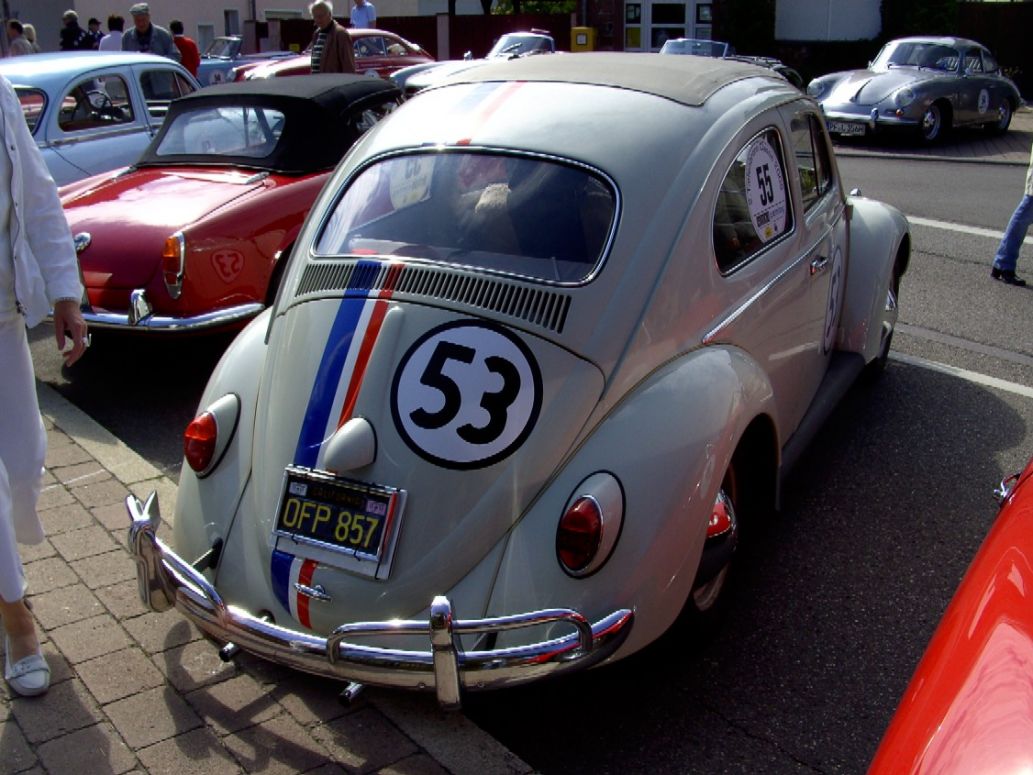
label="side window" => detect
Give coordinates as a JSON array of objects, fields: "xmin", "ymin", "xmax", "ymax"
[
  {"xmin": 713, "ymin": 128, "xmax": 793, "ymax": 273},
  {"xmin": 789, "ymin": 113, "xmax": 833, "ymax": 213},
  {"xmin": 355, "ymin": 36, "xmax": 387, "ymax": 58},
  {"xmin": 139, "ymin": 69, "xmax": 193, "ymax": 120},
  {"xmin": 983, "ymin": 52, "xmax": 1000, "ymax": 74},
  {"xmin": 57, "ymin": 75, "xmax": 134, "ymax": 132},
  {"xmin": 964, "ymin": 51, "xmax": 983, "ymax": 74},
  {"xmin": 16, "ymin": 89, "xmax": 46, "ymax": 134}
]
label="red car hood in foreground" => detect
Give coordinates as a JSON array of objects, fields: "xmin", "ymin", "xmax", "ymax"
[
  {"xmin": 869, "ymin": 457, "xmax": 1033, "ymax": 774},
  {"xmin": 62, "ymin": 167, "xmax": 267, "ymax": 288}
]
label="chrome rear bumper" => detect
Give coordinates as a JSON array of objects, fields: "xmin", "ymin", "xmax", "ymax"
[
  {"xmin": 127, "ymin": 492, "xmax": 634, "ymax": 709},
  {"xmin": 82, "ymin": 289, "xmax": 262, "ymax": 331}
]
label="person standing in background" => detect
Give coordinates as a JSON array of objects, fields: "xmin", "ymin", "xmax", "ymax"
[
  {"xmin": 99, "ymin": 15, "xmax": 125, "ymax": 51},
  {"xmin": 0, "ymin": 72, "xmax": 88, "ymax": 698},
  {"xmin": 86, "ymin": 17, "xmax": 103, "ymax": 49},
  {"xmin": 309, "ymin": 1, "xmax": 355, "ymax": 74},
  {"xmin": 21, "ymin": 24, "xmax": 40, "ymax": 53},
  {"xmin": 7, "ymin": 21, "xmax": 33, "ymax": 56},
  {"xmin": 59, "ymin": 10, "xmax": 91, "ymax": 51},
  {"xmin": 350, "ymin": 0, "xmax": 376, "ymax": 28},
  {"xmin": 169, "ymin": 20, "xmax": 199, "ymax": 77},
  {"xmin": 990, "ymin": 143, "xmax": 1033, "ymax": 287},
  {"xmin": 121, "ymin": 3, "xmax": 180, "ymax": 63}
]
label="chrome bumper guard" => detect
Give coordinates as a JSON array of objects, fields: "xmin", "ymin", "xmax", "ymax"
[
  {"xmin": 127, "ymin": 493, "xmax": 634, "ymax": 709},
  {"xmin": 82, "ymin": 289, "xmax": 263, "ymax": 331}
]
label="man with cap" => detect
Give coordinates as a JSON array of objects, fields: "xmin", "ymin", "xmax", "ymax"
[
  {"xmin": 121, "ymin": 3, "xmax": 180, "ymax": 62},
  {"xmin": 59, "ymin": 10, "xmax": 92, "ymax": 51}
]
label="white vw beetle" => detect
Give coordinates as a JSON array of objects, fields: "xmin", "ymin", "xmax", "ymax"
[{"xmin": 128, "ymin": 53, "xmax": 909, "ymax": 708}]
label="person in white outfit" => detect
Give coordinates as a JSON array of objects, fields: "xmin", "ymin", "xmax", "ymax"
[{"xmin": 0, "ymin": 73, "xmax": 87, "ymax": 697}]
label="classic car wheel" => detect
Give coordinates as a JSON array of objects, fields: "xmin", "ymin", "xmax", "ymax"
[
  {"xmin": 688, "ymin": 469, "xmax": 739, "ymax": 615},
  {"xmin": 987, "ymin": 100, "xmax": 1012, "ymax": 134},
  {"xmin": 919, "ymin": 102, "xmax": 947, "ymax": 143}
]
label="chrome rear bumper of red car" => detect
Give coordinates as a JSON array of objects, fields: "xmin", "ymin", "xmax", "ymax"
[
  {"xmin": 82, "ymin": 289, "xmax": 263, "ymax": 331},
  {"xmin": 127, "ymin": 492, "xmax": 634, "ymax": 709}
]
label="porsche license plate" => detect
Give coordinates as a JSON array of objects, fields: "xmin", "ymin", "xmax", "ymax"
[
  {"xmin": 274, "ymin": 467, "xmax": 402, "ymax": 563},
  {"xmin": 827, "ymin": 120, "xmax": 866, "ymax": 137}
]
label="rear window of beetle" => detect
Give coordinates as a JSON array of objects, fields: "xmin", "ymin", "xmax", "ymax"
[{"xmin": 314, "ymin": 152, "xmax": 617, "ymax": 284}]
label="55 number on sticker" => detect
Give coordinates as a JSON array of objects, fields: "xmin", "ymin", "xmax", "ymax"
[{"xmin": 391, "ymin": 321, "xmax": 543, "ymax": 469}]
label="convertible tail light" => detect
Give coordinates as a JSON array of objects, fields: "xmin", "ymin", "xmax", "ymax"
[
  {"xmin": 556, "ymin": 473, "xmax": 624, "ymax": 577},
  {"xmin": 557, "ymin": 497, "xmax": 602, "ymax": 573},
  {"xmin": 184, "ymin": 413, "xmax": 217, "ymax": 473},
  {"xmin": 162, "ymin": 232, "xmax": 186, "ymax": 300},
  {"xmin": 183, "ymin": 394, "xmax": 240, "ymax": 476}
]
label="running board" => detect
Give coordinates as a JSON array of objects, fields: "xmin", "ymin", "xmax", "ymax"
[{"xmin": 780, "ymin": 351, "xmax": 866, "ymax": 481}]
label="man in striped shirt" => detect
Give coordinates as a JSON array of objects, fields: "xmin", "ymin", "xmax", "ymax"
[{"xmin": 309, "ymin": 1, "xmax": 356, "ymax": 74}]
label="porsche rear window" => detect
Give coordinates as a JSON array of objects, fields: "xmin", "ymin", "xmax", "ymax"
[
  {"xmin": 314, "ymin": 152, "xmax": 616, "ymax": 284},
  {"xmin": 15, "ymin": 88, "xmax": 45, "ymax": 134},
  {"xmin": 154, "ymin": 105, "xmax": 285, "ymax": 158}
]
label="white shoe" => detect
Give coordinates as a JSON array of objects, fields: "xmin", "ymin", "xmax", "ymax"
[{"xmin": 4, "ymin": 633, "xmax": 50, "ymax": 697}]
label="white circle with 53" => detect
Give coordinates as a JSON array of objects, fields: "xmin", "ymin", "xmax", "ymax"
[
  {"xmin": 391, "ymin": 320, "xmax": 543, "ymax": 469},
  {"xmin": 823, "ymin": 245, "xmax": 845, "ymax": 354},
  {"xmin": 978, "ymin": 88, "xmax": 990, "ymax": 115}
]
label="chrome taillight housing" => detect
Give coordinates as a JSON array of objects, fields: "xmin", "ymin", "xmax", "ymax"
[
  {"xmin": 162, "ymin": 231, "xmax": 186, "ymax": 299},
  {"xmin": 556, "ymin": 472, "xmax": 624, "ymax": 577},
  {"xmin": 183, "ymin": 394, "xmax": 240, "ymax": 476}
]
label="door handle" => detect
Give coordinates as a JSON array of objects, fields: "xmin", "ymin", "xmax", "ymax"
[{"xmin": 809, "ymin": 255, "xmax": 829, "ymax": 276}]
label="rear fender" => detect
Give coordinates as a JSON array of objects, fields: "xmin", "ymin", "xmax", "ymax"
[
  {"xmin": 838, "ymin": 196, "xmax": 909, "ymax": 361},
  {"xmin": 486, "ymin": 345, "xmax": 778, "ymax": 658},
  {"xmin": 172, "ymin": 309, "xmax": 270, "ymax": 569}
]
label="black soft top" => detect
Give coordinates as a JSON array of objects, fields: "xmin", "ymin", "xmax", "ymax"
[{"xmin": 137, "ymin": 74, "xmax": 400, "ymax": 174}]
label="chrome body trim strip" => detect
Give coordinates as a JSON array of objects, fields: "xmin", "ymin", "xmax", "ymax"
[{"xmin": 127, "ymin": 492, "xmax": 635, "ymax": 709}]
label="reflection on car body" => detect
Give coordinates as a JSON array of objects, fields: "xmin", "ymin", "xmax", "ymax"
[
  {"xmin": 124, "ymin": 53, "xmax": 910, "ymax": 709},
  {"xmin": 870, "ymin": 455, "xmax": 1033, "ymax": 773},
  {"xmin": 808, "ymin": 36, "xmax": 1022, "ymax": 143},
  {"xmin": 0, "ymin": 51, "xmax": 199, "ymax": 185}
]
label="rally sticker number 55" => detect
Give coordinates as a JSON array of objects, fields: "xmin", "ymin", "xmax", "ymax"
[{"xmin": 391, "ymin": 321, "xmax": 543, "ymax": 469}]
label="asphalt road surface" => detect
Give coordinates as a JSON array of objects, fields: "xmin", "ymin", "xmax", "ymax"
[{"xmin": 27, "ymin": 151, "xmax": 1033, "ymax": 773}]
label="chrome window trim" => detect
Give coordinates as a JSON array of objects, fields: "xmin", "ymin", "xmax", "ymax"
[
  {"xmin": 711, "ymin": 125, "xmax": 796, "ymax": 277},
  {"xmin": 306, "ymin": 146, "xmax": 622, "ymax": 289}
]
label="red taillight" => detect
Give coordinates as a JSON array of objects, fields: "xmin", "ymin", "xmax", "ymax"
[
  {"xmin": 556, "ymin": 496, "xmax": 602, "ymax": 573},
  {"xmin": 184, "ymin": 412, "xmax": 217, "ymax": 473},
  {"xmin": 162, "ymin": 233, "xmax": 185, "ymax": 299}
]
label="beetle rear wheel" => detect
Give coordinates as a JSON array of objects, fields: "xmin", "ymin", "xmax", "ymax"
[{"xmin": 687, "ymin": 468, "xmax": 740, "ymax": 615}]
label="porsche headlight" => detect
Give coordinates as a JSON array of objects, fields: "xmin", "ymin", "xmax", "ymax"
[
  {"xmin": 806, "ymin": 81, "xmax": 827, "ymax": 99},
  {"xmin": 894, "ymin": 88, "xmax": 916, "ymax": 108}
]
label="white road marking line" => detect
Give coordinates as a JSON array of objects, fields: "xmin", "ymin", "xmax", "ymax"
[
  {"xmin": 906, "ymin": 214, "xmax": 1033, "ymax": 246},
  {"xmin": 891, "ymin": 351, "xmax": 1033, "ymax": 399}
]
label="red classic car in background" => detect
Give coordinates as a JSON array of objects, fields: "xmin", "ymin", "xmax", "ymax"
[
  {"xmin": 869, "ymin": 455, "xmax": 1033, "ymax": 773},
  {"xmin": 61, "ymin": 75, "xmax": 400, "ymax": 334},
  {"xmin": 233, "ymin": 29, "xmax": 434, "ymax": 81}
]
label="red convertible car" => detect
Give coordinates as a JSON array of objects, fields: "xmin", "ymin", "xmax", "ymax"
[
  {"xmin": 869, "ymin": 455, "xmax": 1033, "ymax": 773},
  {"xmin": 233, "ymin": 29, "xmax": 434, "ymax": 81},
  {"xmin": 61, "ymin": 75, "xmax": 400, "ymax": 333}
]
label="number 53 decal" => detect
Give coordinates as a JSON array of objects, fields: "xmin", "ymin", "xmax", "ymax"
[{"xmin": 391, "ymin": 321, "xmax": 543, "ymax": 469}]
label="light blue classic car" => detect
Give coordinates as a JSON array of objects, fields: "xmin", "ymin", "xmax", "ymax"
[{"xmin": 0, "ymin": 51, "xmax": 199, "ymax": 185}]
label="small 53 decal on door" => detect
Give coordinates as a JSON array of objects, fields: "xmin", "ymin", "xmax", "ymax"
[{"xmin": 391, "ymin": 320, "xmax": 543, "ymax": 469}]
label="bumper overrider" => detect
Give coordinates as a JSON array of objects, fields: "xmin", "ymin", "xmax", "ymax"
[{"xmin": 127, "ymin": 493, "xmax": 635, "ymax": 709}]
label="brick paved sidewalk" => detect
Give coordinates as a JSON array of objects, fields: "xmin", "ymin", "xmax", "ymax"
[{"xmin": 1, "ymin": 384, "xmax": 532, "ymax": 775}]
